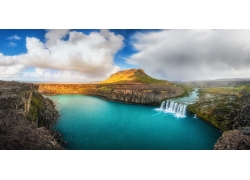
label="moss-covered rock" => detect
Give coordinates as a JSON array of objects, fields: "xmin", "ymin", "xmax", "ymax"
[
  {"xmin": 27, "ymin": 93, "xmax": 43, "ymax": 122},
  {"xmin": 187, "ymin": 87, "xmax": 242, "ymax": 131}
]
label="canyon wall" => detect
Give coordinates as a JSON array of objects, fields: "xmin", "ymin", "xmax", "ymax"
[
  {"xmin": 38, "ymin": 84, "xmax": 184, "ymax": 106},
  {"xmin": 0, "ymin": 80, "xmax": 62, "ymax": 150},
  {"xmin": 186, "ymin": 86, "xmax": 250, "ymax": 150}
]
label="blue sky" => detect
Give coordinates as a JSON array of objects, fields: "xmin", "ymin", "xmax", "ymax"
[
  {"xmin": 1, "ymin": 29, "xmax": 250, "ymax": 82},
  {"xmin": 0, "ymin": 29, "xmax": 140, "ymax": 68},
  {"xmin": 0, "ymin": 29, "xmax": 159, "ymax": 68},
  {"xmin": 0, "ymin": 29, "xmax": 161, "ymax": 82},
  {"xmin": 0, "ymin": 29, "xmax": 145, "ymax": 82}
]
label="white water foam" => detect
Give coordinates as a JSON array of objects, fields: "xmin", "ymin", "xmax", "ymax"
[{"xmin": 157, "ymin": 100, "xmax": 187, "ymax": 118}]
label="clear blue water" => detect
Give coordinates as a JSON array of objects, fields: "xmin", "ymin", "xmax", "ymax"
[
  {"xmin": 169, "ymin": 88, "xmax": 199, "ymax": 104},
  {"xmin": 47, "ymin": 94, "xmax": 222, "ymax": 150}
]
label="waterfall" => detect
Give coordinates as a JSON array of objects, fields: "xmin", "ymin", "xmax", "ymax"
[
  {"xmin": 160, "ymin": 101, "xmax": 166, "ymax": 110},
  {"xmin": 159, "ymin": 100, "xmax": 187, "ymax": 118}
]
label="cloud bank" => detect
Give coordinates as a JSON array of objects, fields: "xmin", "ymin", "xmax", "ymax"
[
  {"xmin": 0, "ymin": 30, "xmax": 124, "ymax": 82},
  {"xmin": 127, "ymin": 30, "xmax": 250, "ymax": 81}
]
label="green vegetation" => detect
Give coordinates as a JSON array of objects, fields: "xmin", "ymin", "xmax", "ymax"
[
  {"xmin": 187, "ymin": 87, "xmax": 242, "ymax": 131},
  {"xmin": 99, "ymin": 86, "xmax": 111, "ymax": 91},
  {"xmin": 100, "ymin": 68, "xmax": 167, "ymax": 84},
  {"xmin": 27, "ymin": 93, "xmax": 43, "ymax": 122},
  {"xmin": 133, "ymin": 70, "xmax": 166, "ymax": 84},
  {"xmin": 173, "ymin": 84, "xmax": 194, "ymax": 98}
]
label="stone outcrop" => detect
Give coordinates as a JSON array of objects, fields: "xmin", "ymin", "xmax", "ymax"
[
  {"xmin": 214, "ymin": 89, "xmax": 250, "ymax": 150},
  {"xmin": 0, "ymin": 80, "xmax": 62, "ymax": 150},
  {"xmin": 214, "ymin": 127, "xmax": 250, "ymax": 150},
  {"xmin": 233, "ymin": 93, "xmax": 250, "ymax": 129},
  {"xmin": 38, "ymin": 84, "xmax": 183, "ymax": 106},
  {"xmin": 38, "ymin": 68, "xmax": 184, "ymax": 105},
  {"xmin": 185, "ymin": 86, "xmax": 250, "ymax": 150},
  {"xmin": 187, "ymin": 91, "xmax": 241, "ymax": 131}
]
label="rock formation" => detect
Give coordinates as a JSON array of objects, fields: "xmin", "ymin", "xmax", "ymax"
[
  {"xmin": 233, "ymin": 92, "xmax": 250, "ymax": 129},
  {"xmin": 38, "ymin": 69, "xmax": 184, "ymax": 106},
  {"xmin": 215, "ymin": 88, "xmax": 250, "ymax": 150},
  {"xmin": 0, "ymin": 80, "xmax": 62, "ymax": 150},
  {"xmin": 214, "ymin": 127, "xmax": 250, "ymax": 150},
  {"xmin": 39, "ymin": 84, "xmax": 183, "ymax": 106},
  {"xmin": 184, "ymin": 85, "xmax": 250, "ymax": 150}
]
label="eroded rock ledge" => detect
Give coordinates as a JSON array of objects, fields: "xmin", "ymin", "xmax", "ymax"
[
  {"xmin": 186, "ymin": 86, "xmax": 250, "ymax": 150},
  {"xmin": 0, "ymin": 80, "xmax": 62, "ymax": 150},
  {"xmin": 38, "ymin": 84, "xmax": 184, "ymax": 106},
  {"xmin": 214, "ymin": 127, "xmax": 250, "ymax": 150}
]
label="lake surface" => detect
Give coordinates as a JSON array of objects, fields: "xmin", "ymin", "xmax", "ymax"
[{"xmin": 48, "ymin": 94, "xmax": 222, "ymax": 150}]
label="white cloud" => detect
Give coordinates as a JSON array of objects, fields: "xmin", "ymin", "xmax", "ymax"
[
  {"xmin": 0, "ymin": 64, "xmax": 25, "ymax": 80},
  {"xmin": 7, "ymin": 34, "xmax": 22, "ymax": 40},
  {"xmin": 45, "ymin": 29, "xmax": 69, "ymax": 47},
  {"xmin": 128, "ymin": 30, "xmax": 250, "ymax": 81},
  {"xmin": 8, "ymin": 42, "xmax": 17, "ymax": 47},
  {"xmin": 0, "ymin": 30, "xmax": 123, "ymax": 82},
  {"xmin": 22, "ymin": 68, "xmax": 107, "ymax": 83}
]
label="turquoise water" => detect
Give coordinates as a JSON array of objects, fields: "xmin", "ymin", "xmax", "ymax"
[
  {"xmin": 169, "ymin": 88, "xmax": 199, "ymax": 104},
  {"xmin": 47, "ymin": 95, "xmax": 222, "ymax": 150}
]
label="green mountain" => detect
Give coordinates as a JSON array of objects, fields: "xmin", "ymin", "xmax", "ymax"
[{"xmin": 100, "ymin": 68, "xmax": 167, "ymax": 84}]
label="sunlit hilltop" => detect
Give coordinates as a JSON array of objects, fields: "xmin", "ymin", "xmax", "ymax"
[{"xmin": 100, "ymin": 68, "xmax": 167, "ymax": 84}]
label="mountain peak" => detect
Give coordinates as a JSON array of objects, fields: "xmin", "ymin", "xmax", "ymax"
[{"xmin": 100, "ymin": 68, "xmax": 167, "ymax": 84}]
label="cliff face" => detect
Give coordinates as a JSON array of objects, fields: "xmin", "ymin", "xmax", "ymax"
[
  {"xmin": 38, "ymin": 69, "xmax": 184, "ymax": 105},
  {"xmin": 186, "ymin": 86, "xmax": 250, "ymax": 150},
  {"xmin": 38, "ymin": 84, "xmax": 183, "ymax": 106},
  {"xmin": 233, "ymin": 93, "xmax": 250, "ymax": 129},
  {"xmin": 0, "ymin": 80, "xmax": 62, "ymax": 150},
  {"xmin": 187, "ymin": 88, "xmax": 241, "ymax": 131},
  {"xmin": 214, "ymin": 127, "xmax": 250, "ymax": 150},
  {"xmin": 214, "ymin": 89, "xmax": 250, "ymax": 150}
]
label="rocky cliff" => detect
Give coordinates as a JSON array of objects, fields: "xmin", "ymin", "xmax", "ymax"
[
  {"xmin": 38, "ymin": 69, "xmax": 184, "ymax": 105},
  {"xmin": 214, "ymin": 127, "xmax": 250, "ymax": 150},
  {"xmin": 233, "ymin": 92, "xmax": 250, "ymax": 129},
  {"xmin": 187, "ymin": 87, "xmax": 241, "ymax": 131},
  {"xmin": 38, "ymin": 84, "xmax": 183, "ymax": 106},
  {"xmin": 186, "ymin": 86, "xmax": 250, "ymax": 150},
  {"xmin": 214, "ymin": 87, "xmax": 250, "ymax": 150},
  {"xmin": 0, "ymin": 80, "xmax": 62, "ymax": 150}
]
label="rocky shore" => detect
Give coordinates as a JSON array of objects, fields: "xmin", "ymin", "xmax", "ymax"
[
  {"xmin": 0, "ymin": 80, "xmax": 63, "ymax": 150},
  {"xmin": 38, "ymin": 69, "xmax": 185, "ymax": 106},
  {"xmin": 38, "ymin": 84, "xmax": 184, "ymax": 106},
  {"xmin": 186, "ymin": 86, "xmax": 250, "ymax": 150},
  {"xmin": 4, "ymin": 74, "xmax": 250, "ymax": 150},
  {"xmin": 214, "ymin": 127, "xmax": 250, "ymax": 150}
]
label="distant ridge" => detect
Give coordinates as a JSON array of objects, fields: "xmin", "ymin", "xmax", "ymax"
[
  {"xmin": 214, "ymin": 78, "xmax": 250, "ymax": 81},
  {"xmin": 100, "ymin": 68, "xmax": 167, "ymax": 84}
]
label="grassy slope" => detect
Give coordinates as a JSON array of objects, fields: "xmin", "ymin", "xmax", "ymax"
[{"xmin": 100, "ymin": 69, "xmax": 167, "ymax": 84}]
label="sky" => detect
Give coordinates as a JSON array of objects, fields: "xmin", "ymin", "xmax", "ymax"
[{"xmin": 1, "ymin": 29, "xmax": 250, "ymax": 82}]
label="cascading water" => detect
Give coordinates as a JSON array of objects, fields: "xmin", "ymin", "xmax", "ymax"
[
  {"xmin": 160, "ymin": 101, "xmax": 166, "ymax": 110},
  {"xmin": 158, "ymin": 100, "xmax": 187, "ymax": 118}
]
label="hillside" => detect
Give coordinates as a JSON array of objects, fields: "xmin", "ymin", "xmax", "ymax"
[
  {"xmin": 100, "ymin": 68, "xmax": 167, "ymax": 84},
  {"xmin": 38, "ymin": 68, "xmax": 185, "ymax": 105}
]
